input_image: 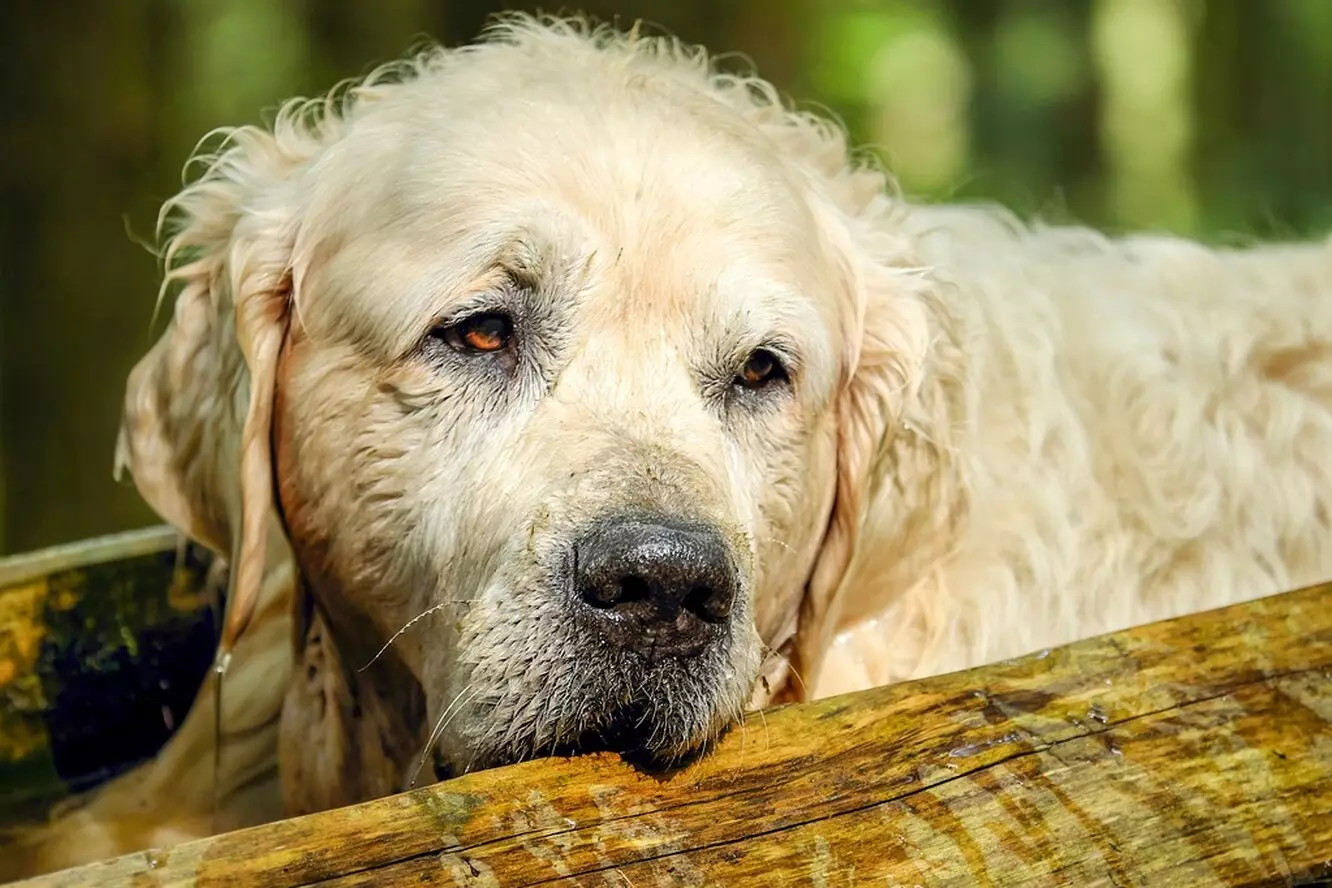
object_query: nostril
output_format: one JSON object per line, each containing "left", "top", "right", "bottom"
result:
{"left": 582, "top": 575, "right": 653, "bottom": 609}
{"left": 582, "top": 581, "right": 619, "bottom": 609}
{"left": 619, "top": 576, "right": 651, "bottom": 603}
{"left": 586, "top": 585, "right": 615, "bottom": 607}
{"left": 683, "top": 584, "right": 733, "bottom": 623}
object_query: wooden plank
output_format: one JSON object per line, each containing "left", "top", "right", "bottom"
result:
{"left": 15, "top": 582, "right": 1331, "bottom": 887}
{"left": 0, "top": 529, "right": 222, "bottom": 832}
{"left": 0, "top": 527, "right": 184, "bottom": 589}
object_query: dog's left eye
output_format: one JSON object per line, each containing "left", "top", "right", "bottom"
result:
{"left": 435, "top": 312, "right": 514, "bottom": 355}
{"left": 736, "top": 349, "right": 788, "bottom": 390}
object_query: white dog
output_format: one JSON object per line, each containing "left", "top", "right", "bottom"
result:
{"left": 9, "top": 13, "right": 1331, "bottom": 879}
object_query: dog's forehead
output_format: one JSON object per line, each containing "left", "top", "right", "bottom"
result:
{"left": 297, "top": 78, "right": 839, "bottom": 356}
{"left": 399, "top": 90, "right": 810, "bottom": 240}
{"left": 327, "top": 53, "right": 817, "bottom": 240}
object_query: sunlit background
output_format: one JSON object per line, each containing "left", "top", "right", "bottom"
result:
{"left": 2, "top": 0, "right": 1331, "bottom": 554}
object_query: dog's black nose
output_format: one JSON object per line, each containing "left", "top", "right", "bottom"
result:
{"left": 573, "top": 517, "right": 738, "bottom": 656}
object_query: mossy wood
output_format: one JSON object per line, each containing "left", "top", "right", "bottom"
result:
{"left": 0, "top": 529, "right": 223, "bottom": 831}
{"left": 11, "top": 568, "right": 1330, "bottom": 886}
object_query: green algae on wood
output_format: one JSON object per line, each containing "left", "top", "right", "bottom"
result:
{"left": 0, "top": 528, "right": 222, "bottom": 830}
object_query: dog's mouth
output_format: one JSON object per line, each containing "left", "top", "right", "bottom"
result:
{"left": 429, "top": 652, "right": 743, "bottom": 780}
{"left": 431, "top": 700, "right": 723, "bottom": 781}
{"left": 548, "top": 700, "right": 654, "bottom": 758}
{"left": 553, "top": 702, "right": 727, "bottom": 773}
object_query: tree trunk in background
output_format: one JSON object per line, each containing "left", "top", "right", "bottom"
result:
{"left": 305, "top": 0, "right": 431, "bottom": 87}
{"left": 1195, "top": 1, "right": 1332, "bottom": 238}
{"left": 948, "top": 0, "right": 1102, "bottom": 222}
{"left": 0, "top": 1, "right": 171, "bottom": 553}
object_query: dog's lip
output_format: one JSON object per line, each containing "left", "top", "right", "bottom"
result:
{"left": 528, "top": 699, "right": 710, "bottom": 764}
{"left": 431, "top": 696, "right": 702, "bottom": 775}
{"left": 432, "top": 639, "right": 733, "bottom": 771}
{"left": 554, "top": 700, "right": 652, "bottom": 755}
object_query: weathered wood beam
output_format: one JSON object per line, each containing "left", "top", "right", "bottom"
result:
{"left": 16, "top": 581, "right": 1331, "bottom": 887}
{"left": 0, "top": 528, "right": 221, "bottom": 834}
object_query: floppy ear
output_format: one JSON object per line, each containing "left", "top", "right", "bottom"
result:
{"left": 278, "top": 581, "right": 426, "bottom": 815}
{"left": 118, "top": 107, "right": 429, "bottom": 814}
{"left": 116, "top": 123, "right": 305, "bottom": 661}
{"left": 787, "top": 180, "right": 960, "bottom": 701}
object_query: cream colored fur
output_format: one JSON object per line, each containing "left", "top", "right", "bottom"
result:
{"left": 7, "top": 14, "right": 1332, "bottom": 880}
{"left": 818, "top": 208, "right": 1332, "bottom": 694}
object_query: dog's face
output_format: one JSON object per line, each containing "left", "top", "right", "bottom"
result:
{"left": 273, "top": 70, "right": 849, "bottom": 772}
{"left": 118, "top": 20, "right": 936, "bottom": 804}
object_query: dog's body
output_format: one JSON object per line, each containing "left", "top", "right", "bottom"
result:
{"left": 819, "top": 207, "right": 1332, "bottom": 696}
{"left": 6, "top": 15, "right": 1331, "bottom": 880}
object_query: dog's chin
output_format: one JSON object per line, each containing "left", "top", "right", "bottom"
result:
{"left": 433, "top": 708, "right": 726, "bottom": 781}
{"left": 552, "top": 700, "right": 730, "bottom": 770}
{"left": 432, "top": 660, "right": 745, "bottom": 779}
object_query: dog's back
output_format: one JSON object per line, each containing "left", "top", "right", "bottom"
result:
{"left": 817, "top": 205, "right": 1332, "bottom": 696}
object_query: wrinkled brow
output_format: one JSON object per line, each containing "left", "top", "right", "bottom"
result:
{"left": 698, "top": 269, "right": 839, "bottom": 398}
{"left": 309, "top": 214, "right": 592, "bottom": 361}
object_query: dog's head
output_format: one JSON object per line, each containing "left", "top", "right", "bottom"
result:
{"left": 116, "top": 17, "right": 942, "bottom": 805}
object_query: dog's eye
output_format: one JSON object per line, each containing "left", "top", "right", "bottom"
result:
{"left": 736, "top": 349, "right": 788, "bottom": 390}
{"left": 438, "top": 312, "right": 514, "bottom": 355}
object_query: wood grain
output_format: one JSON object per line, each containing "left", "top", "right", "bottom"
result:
{"left": 14, "top": 581, "right": 1331, "bottom": 887}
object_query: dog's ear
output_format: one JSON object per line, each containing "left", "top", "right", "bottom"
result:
{"left": 278, "top": 588, "right": 425, "bottom": 814}
{"left": 787, "top": 176, "right": 958, "bottom": 700}
{"left": 116, "top": 124, "right": 307, "bottom": 659}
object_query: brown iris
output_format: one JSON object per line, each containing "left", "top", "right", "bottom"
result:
{"left": 442, "top": 312, "right": 513, "bottom": 355}
{"left": 737, "top": 348, "right": 787, "bottom": 389}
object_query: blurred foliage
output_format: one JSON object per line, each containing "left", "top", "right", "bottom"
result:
{"left": 1, "top": 0, "right": 1331, "bottom": 553}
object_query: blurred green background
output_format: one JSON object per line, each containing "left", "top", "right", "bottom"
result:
{"left": 2, "top": 0, "right": 1331, "bottom": 555}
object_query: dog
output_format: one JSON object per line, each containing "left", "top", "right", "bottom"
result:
{"left": 9, "top": 13, "right": 1332, "bottom": 878}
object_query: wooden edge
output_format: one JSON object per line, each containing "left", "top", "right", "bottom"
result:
{"left": 0, "top": 527, "right": 184, "bottom": 589}
{"left": 0, "top": 526, "right": 221, "bottom": 840}
{"left": 13, "top": 582, "right": 1332, "bottom": 887}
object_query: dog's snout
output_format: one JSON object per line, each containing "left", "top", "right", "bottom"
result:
{"left": 574, "top": 517, "right": 738, "bottom": 655}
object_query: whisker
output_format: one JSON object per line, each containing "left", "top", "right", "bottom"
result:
{"left": 631, "top": 703, "right": 652, "bottom": 731}
{"left": 410, "top": 683, "right": 477, "bottom": 788}
{"left": 759, "top": 639, "right": 808, "bottom": 698}
{"left": 532, "top": 683, "right": 562, "bottom": 755}
{"left": 359, "top": 598, "right": 474, "bottom": 673}
{"left": 432, "top": 689, "right": 485, "bottom": 779}
{"left": 756, "top": 706, "right": 771, "bottom": 753}
{"left": 732, "top": 709, "right": 748, "bottom": 784}
{"left": 785, "top": 663, "right": 808, "bottom": 697}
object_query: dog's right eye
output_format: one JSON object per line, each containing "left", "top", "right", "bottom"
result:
{"left": 433, "top": 312, "right": 515, "bottom": 355}
{"left": 736, "top": 348, "right": 788, "bottom": 390}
